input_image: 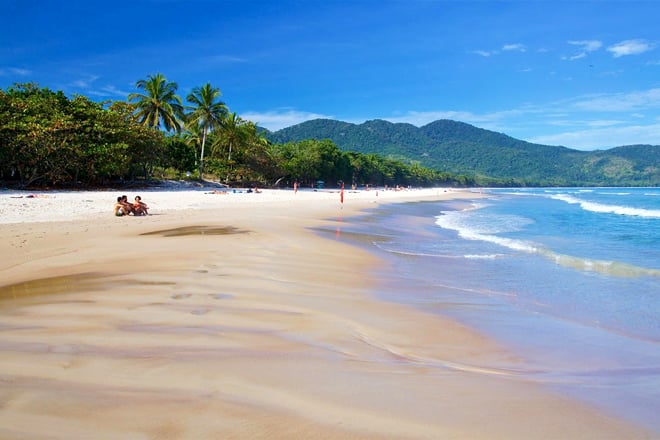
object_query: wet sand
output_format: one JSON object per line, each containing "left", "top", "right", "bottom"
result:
{"left": 0, "top": 189, "right": 654, "bottom": 439}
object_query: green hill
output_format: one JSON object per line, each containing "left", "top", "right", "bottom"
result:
{"left": 266, "top": 119, "right": 659, "bottom": 186}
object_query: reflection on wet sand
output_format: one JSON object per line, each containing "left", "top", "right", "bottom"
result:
{"left": 0, "top": 274, "right": 179, "bottom": 304}
{"left": 140, "top": 225, "right": 248, "bottom": 237}
{"left": 0, "top": 273, "right": 108, "bottom": 302}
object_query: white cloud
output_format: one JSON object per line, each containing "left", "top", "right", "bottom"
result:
{"left": 202, "top": 54, "right": 249, "bottom": 64}
{"left": 528, "top": 122, "right": 660, "bottom": 150}
{"left": 502, "top": 43, "right": 526, "bottom": 52}
{"left": 568, "top": 40, "right": 602, "bottom": 52}
{"left": 471, "top": 43, "right": 525, "bottom": 57}
{"left": 385, "top": 110, "right": 480, "bottom": 126}
{"left": 472, "top": 50, "right": 494, "bottom": 57}
{"left": 382, "top": 109, "right": 530, "bottom": 130}
{"left": 71, "top": 75, "right": 100, "bottom": 89}
{"left": 241, "top": 109, "right": 333, "bottom": 131}
{"left": 571, "top": 88, "right": 660, "bottom": 112}
{"left": 86, "top": 84, "right": 131, "bottom": 98}
{"left": 564, "top": 52, "right": 586, "bottom": 61}
{"left": 607, "top": 39, "right": 655, "bottom": 57}
{"left": 564, "top": 40, "right": 602, "bottom": 61}
{"left": 0, "top": 67, "right": 32, "bottom": 76}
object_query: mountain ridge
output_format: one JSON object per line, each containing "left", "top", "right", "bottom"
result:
{"left": 265, "top": 118, "right": 659, "bottom": 186}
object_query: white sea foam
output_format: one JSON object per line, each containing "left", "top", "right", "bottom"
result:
{"left": 435, "top": 207, "right": 539, "bottom": 254}
{"left": 464, "top": 254, "right": 502, "bottom": 259}
{"left": 550, "top": 194, "right": 660, "bottom": 218}
{"left": 435, "top": 203, "right": 660, "bottom": 278}
{"left": 542, "top": 249, "right": 660, "bottom": 278}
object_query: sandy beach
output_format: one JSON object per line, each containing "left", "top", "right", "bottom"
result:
{"left": 0, "top": 187, "right": 654, "bottom": 439}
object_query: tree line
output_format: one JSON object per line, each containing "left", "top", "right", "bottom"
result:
{"left": 0, "top": 76, "right": 474, "bottom": 189}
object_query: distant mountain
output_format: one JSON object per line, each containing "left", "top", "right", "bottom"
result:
{"left": 266, "top": 119, "right": 659, "bottom": 186}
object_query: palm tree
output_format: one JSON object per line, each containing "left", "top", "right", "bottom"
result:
{"left": 185, "top": 83, "right": 227, "bottom": 179}
{"left": 220, "top": 112, "right": 247, "bottom": 163}
{"left": 128, "top": 73, "right": 184, "bottom": 132}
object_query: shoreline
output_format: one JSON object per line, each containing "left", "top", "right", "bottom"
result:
{"left": 0, "top": 189, "right": 654, "bottom": 439}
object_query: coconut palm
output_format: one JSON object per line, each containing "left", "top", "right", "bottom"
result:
{"left": 128, "top": 73, "right": 183, "bottom": 132}
{"left": 220, "top": 112, "right": 247, "bottom": 163}
{"left": 185, "top": 83, "right": 227, "bottom": 179}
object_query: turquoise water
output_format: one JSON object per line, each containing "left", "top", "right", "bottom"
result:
{"left": 339, "top": 188, "right": 660, "bottom": 433}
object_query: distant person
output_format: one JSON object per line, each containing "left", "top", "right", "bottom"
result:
{"left": 114, "top": 196, "right": 127, "bottom": 216}
{"left": 120, "top": 195, "right": 135, "bottom": 215}
{"left": 133, "top": 195, "right": 149, "bottom": 215}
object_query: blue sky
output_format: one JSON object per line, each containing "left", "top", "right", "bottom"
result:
{"left": 2, "top": 0, "right": 659, "bottom": 150}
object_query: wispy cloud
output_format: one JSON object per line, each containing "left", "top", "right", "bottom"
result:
{"left": 62, "top": 75, "right": 130, "bottom": 98}
{"left": 383, "top": 109, "right": 528, "bottom": 129}
{"left": 201, "top": 54, "right": 249, "bottom": 64}
{"left": 472, "top": 43, "right": 526, "bottom": 57}
{"left": 570, "top": 88, "right": 660, "bottom": 112}
{"left": 528, "top": 122, "right": 660, "bottom": 149}
{"left": 70, "top": 75, "right": 100, "bottom": 89}
{"left": 607, "top": 39, "right": 655, "bottom": 57}
{"left": 241, "top": 109, "right": 333, "bottom": 131}
{"left": 502, "top": 43, "right": 526, "bottom": 52}
{"left": 564, "top": 40, "right": 602, "bottom": 60}
{"left": 86, "top": 84, "right": 132, "bottom": 98}
{"left": 472, "top": 50, "right": 495, "bottom": 57}
{"left": 0, "top": 67, "right": 32, "bottom": 76}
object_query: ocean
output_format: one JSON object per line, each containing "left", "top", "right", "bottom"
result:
{"left": 336, "top": 187, "right": 660, "bottom": 433}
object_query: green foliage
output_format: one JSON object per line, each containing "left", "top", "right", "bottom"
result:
{"left": 271, "top": 140, "right": 472, "bottom": 188}
{"left": 164, "top": 136, "right": 197, "bottom": 177}
{"left": 185, "top": 83, "right": 227, "bottom": 178}
{"left": 0, "top": 82, "right": 490, "bottom": 189}
{"left": 128, "top": 73, "right": 184, "bottom": 132}
{"left": 267, "top": 118, "right": 659, "bottom": 186}
{"left": 1, "top": 83, "right": 164, "bottom": 187}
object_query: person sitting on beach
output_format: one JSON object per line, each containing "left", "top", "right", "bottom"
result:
{"left": 120, "top": 195, "right": 136, "bottom": 215}
{"left": 133, "top": 195, "right": 149, "bottom": 215}
{"left": 114, "top": 196, "right": 127, "bottom": 216}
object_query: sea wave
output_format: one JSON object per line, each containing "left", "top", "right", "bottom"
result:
{"left": 435, "top": 207, "right": 660, "bottom": 278}
{"left": 372, "top": 242, "right": 503, "bottom": 260}
{"left": 550, "top": 194, "right": 660, "bottom": 219}
{"left": 540, "top": 249, "right": 660, "bottom": 278}
{"left": 464, "top": 254, "right": 502, "bottom": 259}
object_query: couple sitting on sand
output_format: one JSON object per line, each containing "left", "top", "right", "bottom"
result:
{"left": 114, "top": 195, "right": 149, "bottom": 216}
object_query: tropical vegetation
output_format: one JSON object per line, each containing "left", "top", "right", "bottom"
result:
{"left": 0, "top": 79, "right": 467, "bottom": 189}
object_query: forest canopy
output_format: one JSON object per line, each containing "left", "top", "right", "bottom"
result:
{"left": 0, "top": 81, "right": 473, "bottom": 189}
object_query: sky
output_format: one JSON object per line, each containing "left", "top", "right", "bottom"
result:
{"left": 2, "top": 0, "right": 660, "bottom": 150}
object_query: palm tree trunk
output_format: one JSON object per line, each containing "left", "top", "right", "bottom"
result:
{"left": 199, "top": 126, "right": 207, "bottom": 181}
{"left": 226, "top": 140, "right": 234, "bottom": 183}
